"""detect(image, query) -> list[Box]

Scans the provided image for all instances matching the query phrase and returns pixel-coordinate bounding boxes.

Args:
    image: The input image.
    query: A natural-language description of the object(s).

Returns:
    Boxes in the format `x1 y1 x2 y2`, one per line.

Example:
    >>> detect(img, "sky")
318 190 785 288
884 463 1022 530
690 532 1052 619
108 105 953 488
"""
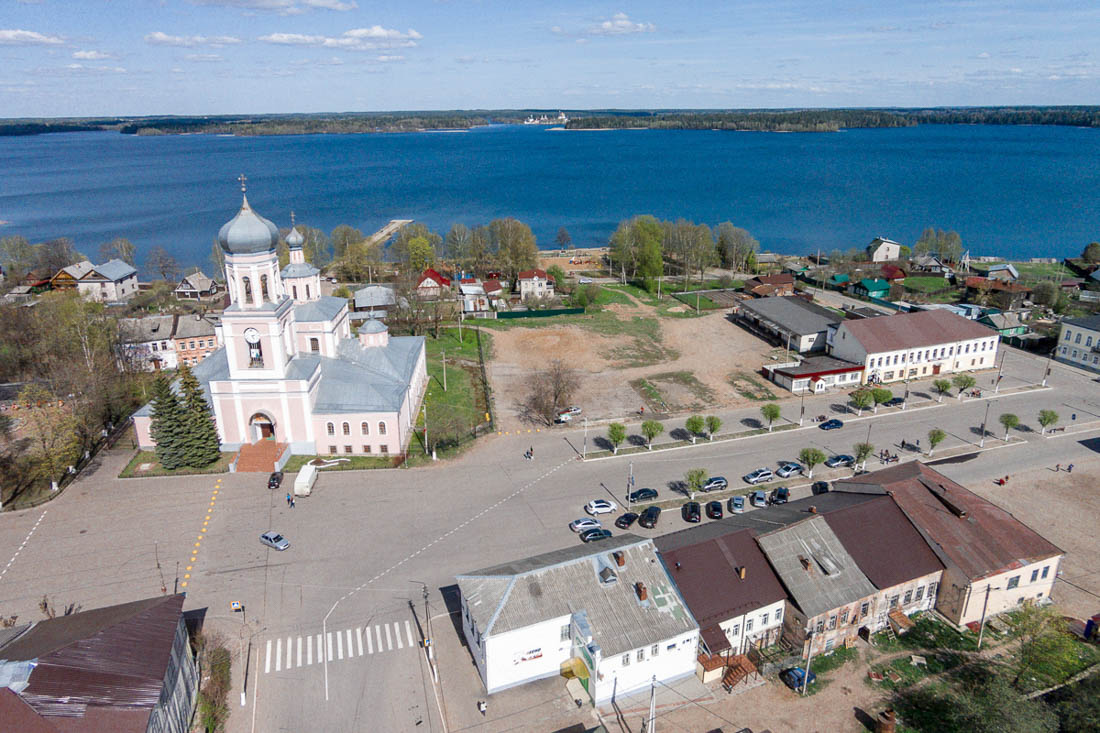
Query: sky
1 0 1098 117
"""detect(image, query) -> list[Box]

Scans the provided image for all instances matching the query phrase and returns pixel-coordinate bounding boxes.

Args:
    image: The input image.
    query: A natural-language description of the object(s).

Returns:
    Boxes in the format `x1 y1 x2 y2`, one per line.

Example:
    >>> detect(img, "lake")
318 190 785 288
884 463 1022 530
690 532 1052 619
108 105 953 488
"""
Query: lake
1 124 1097 272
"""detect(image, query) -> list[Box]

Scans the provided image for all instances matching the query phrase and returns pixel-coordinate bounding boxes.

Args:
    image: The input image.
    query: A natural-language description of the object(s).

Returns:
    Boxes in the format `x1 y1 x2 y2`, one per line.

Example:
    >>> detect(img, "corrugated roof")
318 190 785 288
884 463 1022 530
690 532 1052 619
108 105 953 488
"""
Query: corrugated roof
457 535 697 657
0 594 185 726
0 688 57 733
839 309 997 354
59 261 94 280
118 315 175 343
773 355 863 377
176 272 214 292
738 296 841 337
313 335 424 413
353 285 397 310
823 496 944 589
832 462 1062 582
172 315 216 339
755 516 878 618
88 259 137 282
656 527 786 638
294 296 347 322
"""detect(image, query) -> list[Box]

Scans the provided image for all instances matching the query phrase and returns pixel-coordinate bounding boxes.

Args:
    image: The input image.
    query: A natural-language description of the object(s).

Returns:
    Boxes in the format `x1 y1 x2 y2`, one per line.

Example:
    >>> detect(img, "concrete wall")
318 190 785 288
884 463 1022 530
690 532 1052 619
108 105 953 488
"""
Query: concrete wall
831 326 1000 385
484 617 574 694
1056 322 1100 373
941 556 1062 627
591 629 698 705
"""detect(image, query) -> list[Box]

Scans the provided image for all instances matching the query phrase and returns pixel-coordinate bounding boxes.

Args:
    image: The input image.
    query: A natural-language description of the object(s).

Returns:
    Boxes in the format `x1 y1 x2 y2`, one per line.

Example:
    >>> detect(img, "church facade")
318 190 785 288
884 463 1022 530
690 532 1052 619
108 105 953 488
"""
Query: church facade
134 189 427 458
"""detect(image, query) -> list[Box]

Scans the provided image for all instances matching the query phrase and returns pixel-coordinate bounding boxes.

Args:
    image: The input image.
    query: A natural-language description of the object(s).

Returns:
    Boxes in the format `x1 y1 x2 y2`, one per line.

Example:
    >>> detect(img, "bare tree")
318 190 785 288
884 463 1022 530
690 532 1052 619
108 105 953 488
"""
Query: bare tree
146 246 180 282
524 359 579 424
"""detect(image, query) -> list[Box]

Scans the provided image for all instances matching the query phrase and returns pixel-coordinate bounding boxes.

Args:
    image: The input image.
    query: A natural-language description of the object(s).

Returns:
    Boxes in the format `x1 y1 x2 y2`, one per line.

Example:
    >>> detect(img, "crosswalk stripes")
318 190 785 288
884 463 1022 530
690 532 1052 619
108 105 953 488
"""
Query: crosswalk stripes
264 620 417 674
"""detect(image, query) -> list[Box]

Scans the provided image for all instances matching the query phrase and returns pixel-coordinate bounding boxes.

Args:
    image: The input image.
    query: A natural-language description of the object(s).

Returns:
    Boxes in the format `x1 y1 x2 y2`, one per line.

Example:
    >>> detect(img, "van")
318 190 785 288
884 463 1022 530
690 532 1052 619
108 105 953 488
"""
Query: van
294 463 317 496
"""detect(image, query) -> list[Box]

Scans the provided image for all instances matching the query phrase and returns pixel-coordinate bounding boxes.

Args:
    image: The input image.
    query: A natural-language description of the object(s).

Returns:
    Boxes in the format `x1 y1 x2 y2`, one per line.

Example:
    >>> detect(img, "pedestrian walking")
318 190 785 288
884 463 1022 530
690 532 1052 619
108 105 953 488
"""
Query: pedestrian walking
529 446 534 460
290 497 295 508
1068 464 1074 473
286 492 292 506
477 701 486 716
1055 463 1061 472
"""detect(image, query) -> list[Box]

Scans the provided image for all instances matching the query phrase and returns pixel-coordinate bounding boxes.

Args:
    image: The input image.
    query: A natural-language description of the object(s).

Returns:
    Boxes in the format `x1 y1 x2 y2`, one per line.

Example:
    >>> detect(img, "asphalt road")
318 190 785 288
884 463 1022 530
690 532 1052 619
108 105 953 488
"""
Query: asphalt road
0 346 1097 733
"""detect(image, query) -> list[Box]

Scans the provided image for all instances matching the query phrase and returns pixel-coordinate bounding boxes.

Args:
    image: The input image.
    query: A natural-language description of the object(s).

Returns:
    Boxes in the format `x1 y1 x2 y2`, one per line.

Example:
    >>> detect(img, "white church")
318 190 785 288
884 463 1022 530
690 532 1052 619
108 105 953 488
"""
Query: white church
134 183 427 465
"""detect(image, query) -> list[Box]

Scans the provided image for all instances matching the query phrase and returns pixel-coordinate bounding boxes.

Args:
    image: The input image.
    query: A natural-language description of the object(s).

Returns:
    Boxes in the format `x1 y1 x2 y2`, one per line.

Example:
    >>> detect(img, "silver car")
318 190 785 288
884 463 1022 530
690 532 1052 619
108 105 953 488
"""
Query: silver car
776 462 804 478
743 468 775 485
260 531 290 551
570 518 602 533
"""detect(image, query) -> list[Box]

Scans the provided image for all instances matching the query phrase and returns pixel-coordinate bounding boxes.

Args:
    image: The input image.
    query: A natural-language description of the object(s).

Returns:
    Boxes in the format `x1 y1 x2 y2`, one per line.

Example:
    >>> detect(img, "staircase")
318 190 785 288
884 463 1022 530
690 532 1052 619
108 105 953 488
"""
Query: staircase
235 441 285 473
721 655 757 693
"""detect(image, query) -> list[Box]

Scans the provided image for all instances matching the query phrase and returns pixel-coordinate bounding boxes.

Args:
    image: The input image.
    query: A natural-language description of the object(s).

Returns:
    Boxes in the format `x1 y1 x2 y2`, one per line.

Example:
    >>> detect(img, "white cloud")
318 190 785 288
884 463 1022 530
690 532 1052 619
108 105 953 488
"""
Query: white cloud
259 26 421 51
589 12 655 36
375 54 403 62
0 29 64 45
73 50 114 60
145 31 242 47
62 63 127 73
186 53 224 62
191 0 357 13
977 51 991 59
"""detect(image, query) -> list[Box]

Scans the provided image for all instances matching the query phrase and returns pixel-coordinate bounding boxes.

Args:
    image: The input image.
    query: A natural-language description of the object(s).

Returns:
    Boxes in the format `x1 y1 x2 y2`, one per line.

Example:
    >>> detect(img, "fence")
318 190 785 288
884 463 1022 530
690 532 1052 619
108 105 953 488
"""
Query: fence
496 307 585 319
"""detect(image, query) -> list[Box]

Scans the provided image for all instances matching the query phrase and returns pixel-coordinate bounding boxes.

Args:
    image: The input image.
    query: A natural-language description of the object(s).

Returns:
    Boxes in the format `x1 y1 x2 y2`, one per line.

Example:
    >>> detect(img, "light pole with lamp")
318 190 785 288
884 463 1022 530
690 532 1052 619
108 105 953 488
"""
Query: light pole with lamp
979 401 991 448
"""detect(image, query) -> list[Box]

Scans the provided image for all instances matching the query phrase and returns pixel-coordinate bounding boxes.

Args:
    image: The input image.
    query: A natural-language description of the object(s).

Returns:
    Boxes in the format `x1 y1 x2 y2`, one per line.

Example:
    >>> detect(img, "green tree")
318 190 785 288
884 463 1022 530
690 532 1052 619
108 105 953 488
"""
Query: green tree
177 364 221 468
406 236 436 274
1031 281 1057 307
98 237 137 266
607 422 627 454
333 239 384 283
1037 409 1059 435
17 383 81 490
685 415 705 444
760 403 781 432
933 379 952 403
1011 603 1081 689
640 419 664 449
798 447 827 478
391 222 441 266
0 234 36 281
444 223 472 267
685 467 707 500
1054 674 1100 731
851 389 874 416
489 218 538 284
952 373 976 399
870 387 893 413
330 225 363 260
915 227 964 263
999 412 1019 440
546 265 567 293
854 442 874 471
927 428 946 456
1082 241 1100 264
714 222 759 272
704 415 722 440
148 375 185 470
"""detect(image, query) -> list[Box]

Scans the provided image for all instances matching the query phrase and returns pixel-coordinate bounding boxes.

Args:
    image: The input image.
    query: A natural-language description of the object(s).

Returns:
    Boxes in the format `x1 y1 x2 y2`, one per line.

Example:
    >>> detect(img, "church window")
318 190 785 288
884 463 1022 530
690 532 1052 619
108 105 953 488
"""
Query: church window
261 274 270 301
378 422 387 435
310 338 320 353
242 276 252 301
248 340 264 368
342 422 350 435
306 284 311 299
293 286 298 299
361 422 369 435
327 423 335 435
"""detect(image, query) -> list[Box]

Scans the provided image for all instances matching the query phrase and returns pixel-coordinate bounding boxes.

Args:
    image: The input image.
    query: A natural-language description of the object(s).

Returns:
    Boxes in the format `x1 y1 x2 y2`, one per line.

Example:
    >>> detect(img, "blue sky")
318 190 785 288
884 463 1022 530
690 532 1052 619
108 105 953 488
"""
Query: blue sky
1 0 1097 116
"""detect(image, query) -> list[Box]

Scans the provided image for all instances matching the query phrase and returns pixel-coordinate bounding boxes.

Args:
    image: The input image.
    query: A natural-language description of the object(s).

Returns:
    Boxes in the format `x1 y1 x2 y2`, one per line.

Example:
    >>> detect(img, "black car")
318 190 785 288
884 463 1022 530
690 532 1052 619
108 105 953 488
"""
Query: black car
628 488 659 503
682 501 702 523
811 481 830 495
615 512 639 529
705 500 723 519
579 528 613 543
638 506 662 529
820 419 844 431
267 471 283 489
772 486 790 504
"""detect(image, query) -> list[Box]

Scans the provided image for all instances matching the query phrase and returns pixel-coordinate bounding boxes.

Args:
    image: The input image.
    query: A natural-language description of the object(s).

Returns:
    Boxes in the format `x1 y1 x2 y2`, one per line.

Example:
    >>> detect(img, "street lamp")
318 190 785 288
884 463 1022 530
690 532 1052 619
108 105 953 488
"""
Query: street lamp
979 401 991 448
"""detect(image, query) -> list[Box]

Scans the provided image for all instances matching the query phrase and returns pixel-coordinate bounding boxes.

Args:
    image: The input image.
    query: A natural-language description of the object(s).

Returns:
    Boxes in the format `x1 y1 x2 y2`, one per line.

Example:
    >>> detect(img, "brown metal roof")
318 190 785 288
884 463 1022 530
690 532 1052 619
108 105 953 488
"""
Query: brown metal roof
1 594 186 722
0 688 58 733
832 463 1062 582
824 495 944 589
839 309 997 354
657 527 787 634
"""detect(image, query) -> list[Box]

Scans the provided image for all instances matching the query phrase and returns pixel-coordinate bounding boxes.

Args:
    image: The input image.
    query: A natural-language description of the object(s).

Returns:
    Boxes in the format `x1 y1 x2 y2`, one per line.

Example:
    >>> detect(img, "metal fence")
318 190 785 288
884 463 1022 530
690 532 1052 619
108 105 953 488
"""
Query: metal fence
496 307 585 319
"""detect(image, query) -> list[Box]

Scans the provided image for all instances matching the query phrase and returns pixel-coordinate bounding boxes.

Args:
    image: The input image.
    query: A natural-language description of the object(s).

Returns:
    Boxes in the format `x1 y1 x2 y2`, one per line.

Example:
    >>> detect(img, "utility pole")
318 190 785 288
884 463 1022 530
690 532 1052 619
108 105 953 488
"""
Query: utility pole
1042 351 1053 387
802 633 816 696
799 389 805 426
442 349 447 392
979 401 991 448
785 331 791 361
627 461 634 504
583 417 589 460
422 403 429 455
644 675 657 733
993 351 1005 394
903 378 910 410
976 584 996 650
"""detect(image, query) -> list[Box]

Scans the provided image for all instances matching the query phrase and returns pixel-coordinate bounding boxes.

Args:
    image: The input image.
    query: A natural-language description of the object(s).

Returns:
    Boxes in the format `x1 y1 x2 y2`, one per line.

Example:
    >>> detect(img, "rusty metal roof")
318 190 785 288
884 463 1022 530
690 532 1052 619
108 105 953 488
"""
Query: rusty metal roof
0 594 186 727
839 309 997 354
833 463 1062 582
657 527 787 639
824 495 944 589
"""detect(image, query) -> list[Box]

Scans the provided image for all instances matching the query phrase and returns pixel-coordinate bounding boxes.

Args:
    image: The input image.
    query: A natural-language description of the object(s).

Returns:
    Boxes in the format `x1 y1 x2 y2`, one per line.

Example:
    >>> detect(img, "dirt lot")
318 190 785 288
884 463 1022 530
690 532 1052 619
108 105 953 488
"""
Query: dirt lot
486 289 775 430
538 247 608 274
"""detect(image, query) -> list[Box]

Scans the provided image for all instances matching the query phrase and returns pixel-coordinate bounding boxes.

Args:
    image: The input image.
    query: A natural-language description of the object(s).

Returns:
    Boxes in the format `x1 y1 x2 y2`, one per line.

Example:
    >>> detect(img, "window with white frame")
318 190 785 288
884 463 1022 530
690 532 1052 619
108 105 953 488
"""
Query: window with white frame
622 654 630 667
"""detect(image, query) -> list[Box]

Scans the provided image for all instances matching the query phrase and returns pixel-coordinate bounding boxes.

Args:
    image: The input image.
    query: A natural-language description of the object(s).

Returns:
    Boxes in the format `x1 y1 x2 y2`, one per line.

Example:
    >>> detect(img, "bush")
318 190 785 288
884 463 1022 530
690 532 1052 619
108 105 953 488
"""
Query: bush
197 636 232 733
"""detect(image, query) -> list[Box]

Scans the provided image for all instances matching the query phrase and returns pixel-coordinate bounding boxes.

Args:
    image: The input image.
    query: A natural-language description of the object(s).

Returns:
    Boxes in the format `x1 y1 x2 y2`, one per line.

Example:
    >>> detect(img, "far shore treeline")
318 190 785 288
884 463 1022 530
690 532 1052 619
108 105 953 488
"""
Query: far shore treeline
3 106 1100 137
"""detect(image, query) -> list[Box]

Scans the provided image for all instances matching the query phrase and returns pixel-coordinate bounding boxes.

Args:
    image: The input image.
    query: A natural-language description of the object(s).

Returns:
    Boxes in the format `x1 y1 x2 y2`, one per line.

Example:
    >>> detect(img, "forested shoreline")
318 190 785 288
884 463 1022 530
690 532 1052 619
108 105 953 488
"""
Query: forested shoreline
3 106 1099 137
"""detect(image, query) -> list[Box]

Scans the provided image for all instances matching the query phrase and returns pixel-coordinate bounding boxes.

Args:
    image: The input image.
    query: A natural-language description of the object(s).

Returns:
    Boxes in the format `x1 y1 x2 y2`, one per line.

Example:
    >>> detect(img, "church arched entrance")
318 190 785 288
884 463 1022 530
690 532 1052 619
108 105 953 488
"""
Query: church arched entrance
249 413 275 442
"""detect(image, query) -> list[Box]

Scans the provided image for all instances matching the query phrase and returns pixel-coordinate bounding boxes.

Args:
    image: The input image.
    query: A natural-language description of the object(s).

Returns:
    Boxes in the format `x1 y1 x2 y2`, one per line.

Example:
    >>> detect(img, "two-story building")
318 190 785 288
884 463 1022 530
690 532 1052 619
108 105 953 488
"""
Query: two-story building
119 315 179 371
828 309 999 385
173 314 220 367
1055 314 1100 373
456 535 698 705
516 269 555 300
174 271 219 300
866 237 902 263
657 525 788 657
51 259 139 302
416 268 451 299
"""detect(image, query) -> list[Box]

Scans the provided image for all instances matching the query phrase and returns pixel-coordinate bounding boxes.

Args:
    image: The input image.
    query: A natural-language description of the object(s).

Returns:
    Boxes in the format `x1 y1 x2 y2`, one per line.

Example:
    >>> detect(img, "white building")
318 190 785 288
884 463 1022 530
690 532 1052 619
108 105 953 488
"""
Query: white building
1055 314 1100 373
828 309 999 385
119 315 178 371
456 536 698 705
866 237 902 263
516 269 555 300
657 526 788 657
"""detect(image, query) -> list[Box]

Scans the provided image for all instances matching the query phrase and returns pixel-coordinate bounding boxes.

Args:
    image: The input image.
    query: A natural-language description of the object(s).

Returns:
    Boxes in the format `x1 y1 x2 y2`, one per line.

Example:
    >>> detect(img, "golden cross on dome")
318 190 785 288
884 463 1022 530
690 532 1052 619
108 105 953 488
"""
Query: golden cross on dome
238 173 247 192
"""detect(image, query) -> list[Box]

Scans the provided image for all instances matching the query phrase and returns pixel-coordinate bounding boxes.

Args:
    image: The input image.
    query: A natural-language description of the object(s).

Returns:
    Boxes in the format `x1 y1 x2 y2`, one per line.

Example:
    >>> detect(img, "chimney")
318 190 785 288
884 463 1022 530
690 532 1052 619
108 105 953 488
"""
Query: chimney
799 556 813 574
635 582 648 601
674 562 682 571
808 505 818 514
876 709 897 733
613 551 625 567
738 566 746 580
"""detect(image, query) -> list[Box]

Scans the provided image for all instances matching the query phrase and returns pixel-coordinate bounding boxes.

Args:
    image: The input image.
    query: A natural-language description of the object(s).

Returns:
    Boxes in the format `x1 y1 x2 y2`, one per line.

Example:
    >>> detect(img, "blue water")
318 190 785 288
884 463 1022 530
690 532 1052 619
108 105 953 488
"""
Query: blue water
1 124 1098 272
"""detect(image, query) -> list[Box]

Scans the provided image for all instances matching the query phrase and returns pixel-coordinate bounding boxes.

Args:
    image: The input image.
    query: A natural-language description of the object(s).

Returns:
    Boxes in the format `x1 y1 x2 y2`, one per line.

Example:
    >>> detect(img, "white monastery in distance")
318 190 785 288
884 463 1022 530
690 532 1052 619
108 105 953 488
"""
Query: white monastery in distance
135 181 427 459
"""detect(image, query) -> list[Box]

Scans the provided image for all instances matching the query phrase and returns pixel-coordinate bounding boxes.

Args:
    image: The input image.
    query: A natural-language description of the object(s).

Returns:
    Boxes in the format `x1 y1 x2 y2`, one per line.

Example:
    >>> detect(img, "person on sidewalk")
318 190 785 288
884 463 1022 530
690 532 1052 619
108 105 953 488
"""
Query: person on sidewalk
1067 464 1074 473
285 492 292 506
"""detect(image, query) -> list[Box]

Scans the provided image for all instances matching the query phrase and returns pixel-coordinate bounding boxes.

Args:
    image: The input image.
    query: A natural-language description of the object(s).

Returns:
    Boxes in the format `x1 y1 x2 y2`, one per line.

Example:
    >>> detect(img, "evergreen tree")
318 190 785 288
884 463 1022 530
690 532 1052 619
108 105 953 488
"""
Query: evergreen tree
177 364 221 467
149 374 185 470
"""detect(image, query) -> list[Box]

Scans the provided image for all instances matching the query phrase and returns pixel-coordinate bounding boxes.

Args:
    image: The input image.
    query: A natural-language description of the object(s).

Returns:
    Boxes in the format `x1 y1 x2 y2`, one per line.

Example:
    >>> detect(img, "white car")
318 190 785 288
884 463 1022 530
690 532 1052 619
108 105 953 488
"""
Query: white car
561 406 582 416
585 499 618 515
570 518 602 533
743 468 775 485
776 462 804 478
578 277 593 284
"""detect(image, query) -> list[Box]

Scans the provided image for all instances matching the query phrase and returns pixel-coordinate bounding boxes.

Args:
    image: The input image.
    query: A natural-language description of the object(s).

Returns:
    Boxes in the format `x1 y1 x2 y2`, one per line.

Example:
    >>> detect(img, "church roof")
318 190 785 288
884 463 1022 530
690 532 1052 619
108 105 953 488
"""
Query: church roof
281 262 320 279
217 194 279 255
314 336 424 413
285 226 304 248
294 296 346 322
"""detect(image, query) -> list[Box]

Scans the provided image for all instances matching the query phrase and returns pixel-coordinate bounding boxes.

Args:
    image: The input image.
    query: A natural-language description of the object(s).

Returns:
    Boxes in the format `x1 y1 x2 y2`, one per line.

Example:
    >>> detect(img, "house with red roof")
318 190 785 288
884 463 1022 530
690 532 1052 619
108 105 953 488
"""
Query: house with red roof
515 269 555 299
416 268 452 298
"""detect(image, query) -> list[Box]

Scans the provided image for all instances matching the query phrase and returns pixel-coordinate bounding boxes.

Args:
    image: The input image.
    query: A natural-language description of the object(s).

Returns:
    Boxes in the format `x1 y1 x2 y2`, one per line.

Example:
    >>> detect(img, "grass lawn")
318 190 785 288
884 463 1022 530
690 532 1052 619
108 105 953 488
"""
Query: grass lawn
593 286 634 306
630 377 671 413
869 651 967 691
903 276 954 293
119 450 233 478
420 327 492 450
425 325 489 362
872 613 979 653
282 455 395 472
801 645 859 696
603 282 661 306
728 370 778 401
973 261 1070 283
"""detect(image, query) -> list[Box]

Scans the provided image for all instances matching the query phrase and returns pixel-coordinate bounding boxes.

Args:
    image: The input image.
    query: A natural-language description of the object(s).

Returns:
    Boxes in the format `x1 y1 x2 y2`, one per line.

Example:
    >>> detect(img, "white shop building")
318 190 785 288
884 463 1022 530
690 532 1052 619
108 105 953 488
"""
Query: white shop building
456 535 699 705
